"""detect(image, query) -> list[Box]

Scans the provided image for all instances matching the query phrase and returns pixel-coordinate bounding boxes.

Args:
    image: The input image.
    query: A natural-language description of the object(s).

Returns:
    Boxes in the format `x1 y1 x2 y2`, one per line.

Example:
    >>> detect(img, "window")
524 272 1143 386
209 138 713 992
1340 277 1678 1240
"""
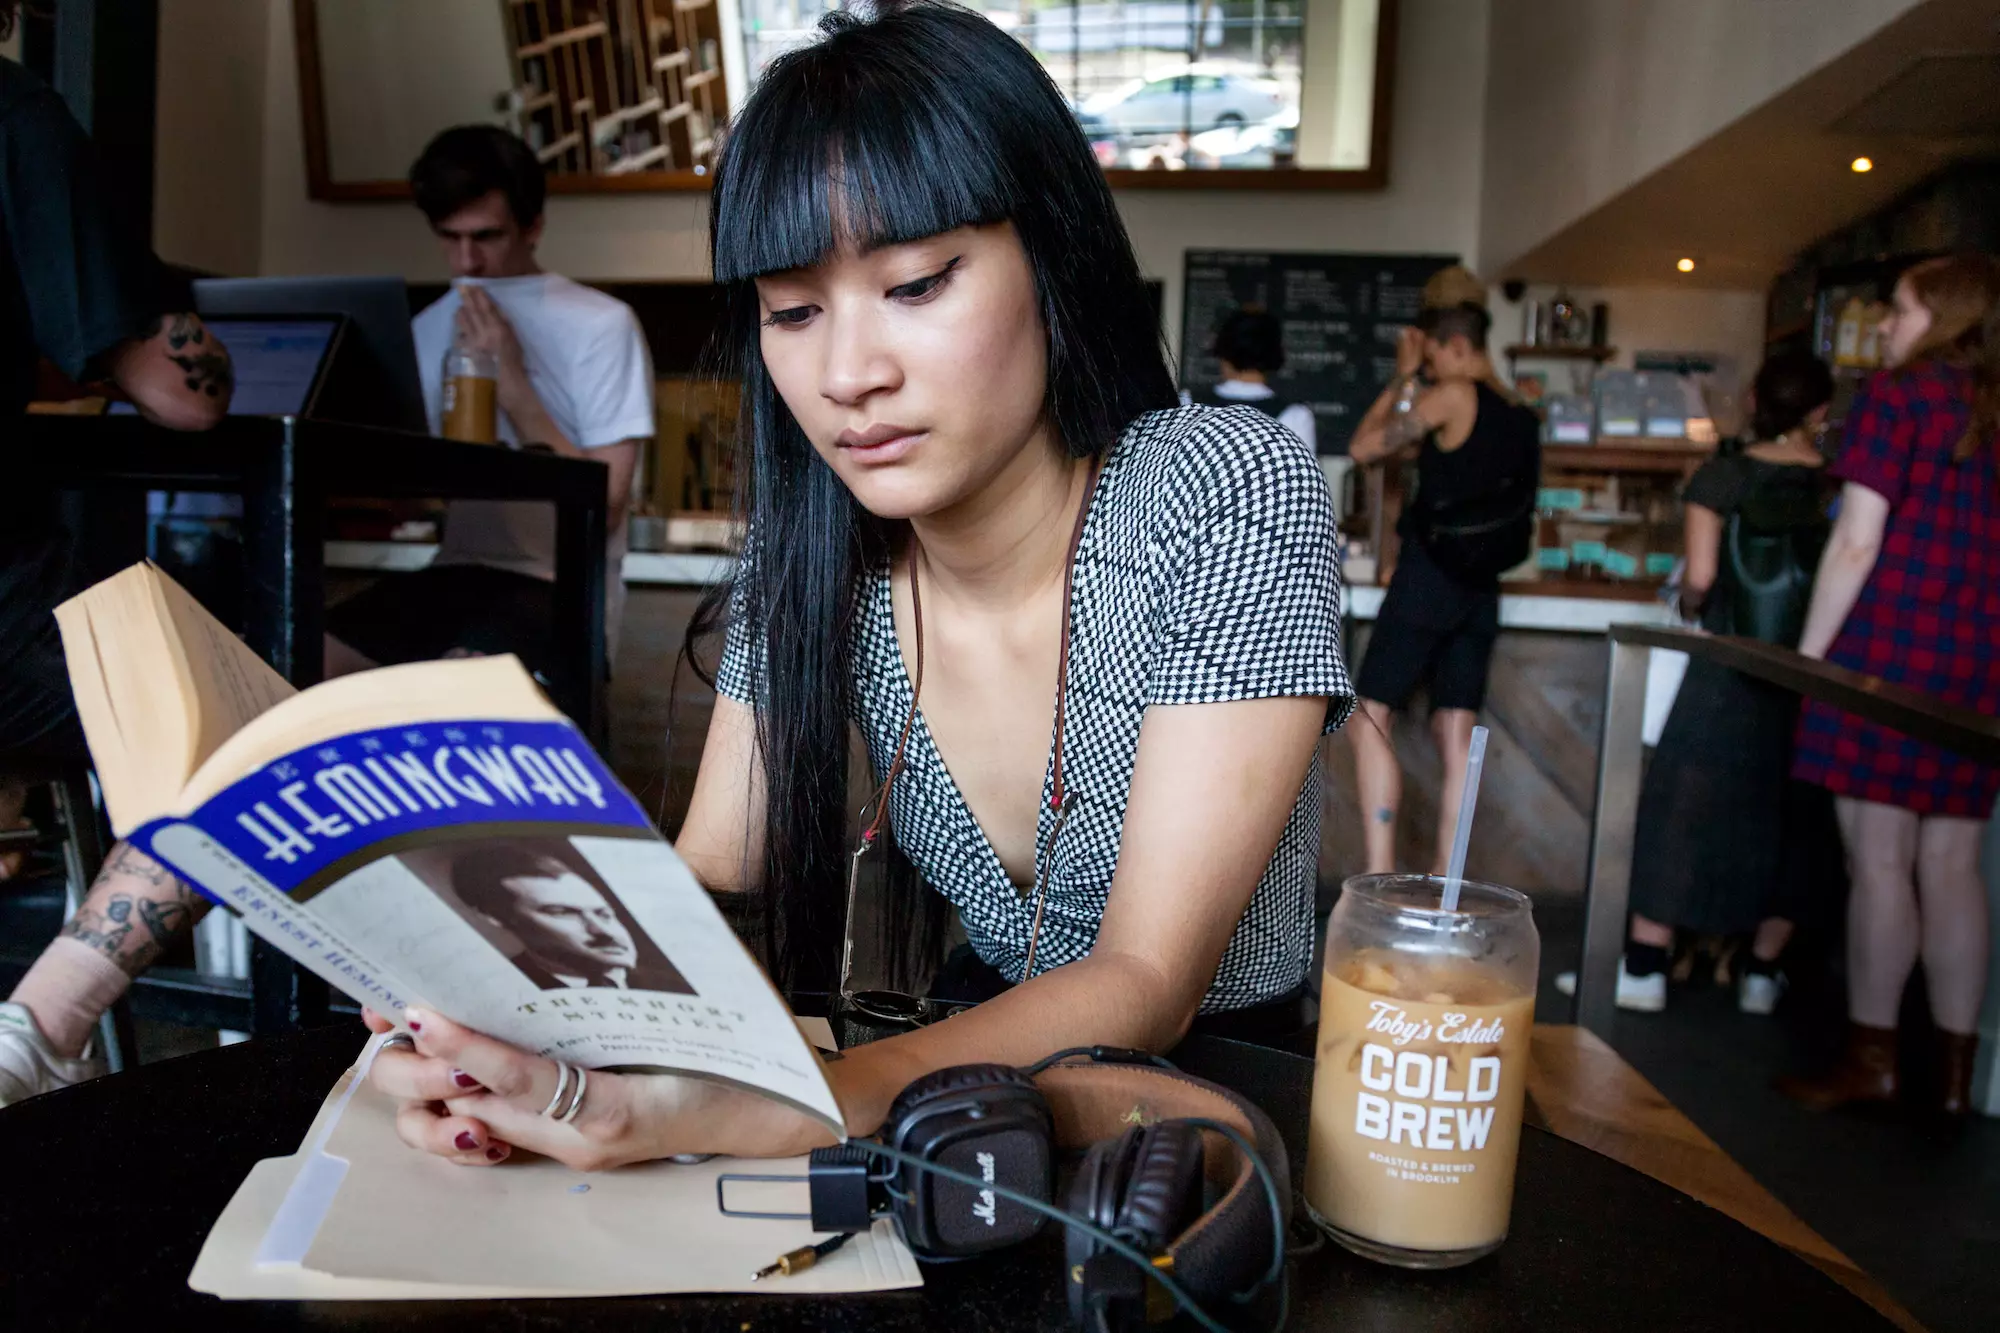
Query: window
733 0 1314 172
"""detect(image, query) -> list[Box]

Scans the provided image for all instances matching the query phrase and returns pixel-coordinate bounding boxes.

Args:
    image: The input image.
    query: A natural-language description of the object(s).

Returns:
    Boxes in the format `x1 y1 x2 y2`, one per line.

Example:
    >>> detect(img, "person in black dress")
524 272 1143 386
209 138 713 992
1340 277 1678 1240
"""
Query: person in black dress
1348 300 1540 874
1615 351 1841 1014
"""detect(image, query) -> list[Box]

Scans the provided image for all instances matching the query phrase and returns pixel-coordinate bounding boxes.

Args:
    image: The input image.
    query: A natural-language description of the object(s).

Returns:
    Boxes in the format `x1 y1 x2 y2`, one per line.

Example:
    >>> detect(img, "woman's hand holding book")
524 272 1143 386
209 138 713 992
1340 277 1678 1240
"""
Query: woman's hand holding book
361 1007 839 1170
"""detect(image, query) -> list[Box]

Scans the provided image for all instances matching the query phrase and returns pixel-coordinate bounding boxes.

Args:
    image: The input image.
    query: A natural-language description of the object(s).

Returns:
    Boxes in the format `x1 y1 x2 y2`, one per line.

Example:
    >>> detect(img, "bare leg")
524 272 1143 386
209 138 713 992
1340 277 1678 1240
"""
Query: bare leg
1350 699 1400 874
1835 797 1921 1029
1914 816 1988 1035
1751 917 1794 964
323 632 379 679
6 843 207 1057
1629 914 1674 949
1428 707 1476 874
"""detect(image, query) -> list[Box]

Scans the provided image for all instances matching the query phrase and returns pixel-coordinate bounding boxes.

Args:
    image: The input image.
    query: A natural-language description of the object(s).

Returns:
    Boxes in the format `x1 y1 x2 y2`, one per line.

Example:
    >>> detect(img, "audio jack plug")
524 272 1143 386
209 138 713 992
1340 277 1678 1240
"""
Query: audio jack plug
752 1231 856 1281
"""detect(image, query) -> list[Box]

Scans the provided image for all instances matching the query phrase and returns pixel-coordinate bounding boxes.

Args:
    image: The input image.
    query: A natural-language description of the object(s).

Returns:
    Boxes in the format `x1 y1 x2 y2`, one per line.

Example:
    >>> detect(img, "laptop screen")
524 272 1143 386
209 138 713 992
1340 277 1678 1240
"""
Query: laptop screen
110 316 340 417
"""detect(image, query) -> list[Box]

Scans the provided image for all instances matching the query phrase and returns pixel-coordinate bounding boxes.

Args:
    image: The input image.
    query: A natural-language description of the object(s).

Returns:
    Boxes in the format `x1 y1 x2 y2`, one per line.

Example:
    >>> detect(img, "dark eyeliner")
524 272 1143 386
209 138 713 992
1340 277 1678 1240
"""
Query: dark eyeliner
891 256 962 302
762 306 813 329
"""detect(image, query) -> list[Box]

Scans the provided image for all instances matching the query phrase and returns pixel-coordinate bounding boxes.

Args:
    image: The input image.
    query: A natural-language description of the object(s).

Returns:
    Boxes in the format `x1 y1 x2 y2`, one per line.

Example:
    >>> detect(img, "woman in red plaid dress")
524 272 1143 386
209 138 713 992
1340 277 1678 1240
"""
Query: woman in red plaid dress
1782 256 2000 1117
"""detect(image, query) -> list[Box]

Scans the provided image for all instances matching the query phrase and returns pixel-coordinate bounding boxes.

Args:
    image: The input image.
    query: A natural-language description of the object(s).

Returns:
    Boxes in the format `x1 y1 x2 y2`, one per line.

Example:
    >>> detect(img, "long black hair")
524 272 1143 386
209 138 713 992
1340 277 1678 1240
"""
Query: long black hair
686 2 1177 992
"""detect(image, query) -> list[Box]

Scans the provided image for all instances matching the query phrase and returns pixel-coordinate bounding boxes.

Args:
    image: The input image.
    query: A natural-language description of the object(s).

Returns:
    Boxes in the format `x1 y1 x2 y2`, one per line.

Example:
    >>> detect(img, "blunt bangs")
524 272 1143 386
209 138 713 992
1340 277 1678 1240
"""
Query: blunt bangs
712 10 1063 283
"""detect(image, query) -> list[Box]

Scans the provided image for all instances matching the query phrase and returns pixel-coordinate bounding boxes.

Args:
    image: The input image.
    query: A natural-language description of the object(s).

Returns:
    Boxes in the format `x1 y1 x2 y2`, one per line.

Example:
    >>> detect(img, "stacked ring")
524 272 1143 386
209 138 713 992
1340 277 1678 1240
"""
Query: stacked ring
540 1061 576 1118
540 1061 590 1122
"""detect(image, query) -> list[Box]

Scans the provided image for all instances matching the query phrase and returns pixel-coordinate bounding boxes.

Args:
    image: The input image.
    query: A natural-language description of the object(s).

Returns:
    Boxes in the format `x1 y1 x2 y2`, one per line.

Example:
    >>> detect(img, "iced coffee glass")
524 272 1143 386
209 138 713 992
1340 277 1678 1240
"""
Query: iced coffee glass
1304 874 1538 1269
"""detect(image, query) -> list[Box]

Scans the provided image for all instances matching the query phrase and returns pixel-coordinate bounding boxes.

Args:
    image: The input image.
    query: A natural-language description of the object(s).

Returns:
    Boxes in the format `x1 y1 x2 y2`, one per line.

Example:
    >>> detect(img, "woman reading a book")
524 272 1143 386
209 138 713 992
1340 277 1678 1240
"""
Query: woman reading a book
367 2 1353 1169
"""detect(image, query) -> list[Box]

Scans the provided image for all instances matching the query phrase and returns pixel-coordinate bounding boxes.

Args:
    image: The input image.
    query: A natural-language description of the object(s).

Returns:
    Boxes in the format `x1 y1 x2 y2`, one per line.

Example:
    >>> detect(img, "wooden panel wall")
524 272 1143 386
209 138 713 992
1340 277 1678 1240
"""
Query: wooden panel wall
1319 624 1606 900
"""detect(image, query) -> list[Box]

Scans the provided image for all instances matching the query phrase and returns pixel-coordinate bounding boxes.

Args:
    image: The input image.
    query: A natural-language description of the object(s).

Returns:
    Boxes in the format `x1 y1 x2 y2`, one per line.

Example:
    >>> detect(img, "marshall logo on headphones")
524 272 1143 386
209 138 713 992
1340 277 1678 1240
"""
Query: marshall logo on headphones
973 1151 998 1226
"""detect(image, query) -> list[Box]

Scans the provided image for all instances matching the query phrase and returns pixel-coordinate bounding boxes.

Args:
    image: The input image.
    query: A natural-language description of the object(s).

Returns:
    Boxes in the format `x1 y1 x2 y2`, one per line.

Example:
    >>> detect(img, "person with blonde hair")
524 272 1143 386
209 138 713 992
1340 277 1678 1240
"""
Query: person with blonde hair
1780 254 2000 1117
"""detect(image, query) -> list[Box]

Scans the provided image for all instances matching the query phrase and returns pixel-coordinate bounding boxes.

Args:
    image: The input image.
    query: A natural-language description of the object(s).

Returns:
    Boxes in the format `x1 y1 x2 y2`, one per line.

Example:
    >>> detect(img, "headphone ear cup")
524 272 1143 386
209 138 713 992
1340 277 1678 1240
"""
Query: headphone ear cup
1065 1124 1207 1332
885 1062 1036 1130
1064 1129 1141 1330
1113 1121 1205 1251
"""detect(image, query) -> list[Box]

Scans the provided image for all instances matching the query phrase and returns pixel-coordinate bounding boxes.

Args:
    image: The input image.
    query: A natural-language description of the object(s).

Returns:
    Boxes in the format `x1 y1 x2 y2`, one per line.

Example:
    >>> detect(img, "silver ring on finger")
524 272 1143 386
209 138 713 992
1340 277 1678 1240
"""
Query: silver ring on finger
539 1061 576 1119
557 1067 589 1124
380 1032 416 1053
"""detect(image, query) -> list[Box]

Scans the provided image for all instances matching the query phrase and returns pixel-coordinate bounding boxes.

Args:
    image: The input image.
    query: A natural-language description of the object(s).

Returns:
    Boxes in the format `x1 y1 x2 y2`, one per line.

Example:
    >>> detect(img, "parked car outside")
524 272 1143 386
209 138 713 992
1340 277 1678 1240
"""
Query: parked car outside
1186 115 1297 169
1082 69 1286 137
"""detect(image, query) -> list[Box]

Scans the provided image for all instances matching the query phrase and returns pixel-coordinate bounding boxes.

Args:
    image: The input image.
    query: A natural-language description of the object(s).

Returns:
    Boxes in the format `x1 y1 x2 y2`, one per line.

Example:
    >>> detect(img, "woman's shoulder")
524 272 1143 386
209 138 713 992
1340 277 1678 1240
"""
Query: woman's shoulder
1110 405 1326 516
1863 358 1973 405
1683 451 1758 512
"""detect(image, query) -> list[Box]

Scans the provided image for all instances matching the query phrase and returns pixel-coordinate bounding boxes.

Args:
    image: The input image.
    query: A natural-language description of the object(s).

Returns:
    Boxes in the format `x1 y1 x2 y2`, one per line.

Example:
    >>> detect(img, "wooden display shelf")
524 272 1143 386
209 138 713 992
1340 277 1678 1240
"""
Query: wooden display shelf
1514 576 1667 601
1506 344 1617 362
1545 439 1709 473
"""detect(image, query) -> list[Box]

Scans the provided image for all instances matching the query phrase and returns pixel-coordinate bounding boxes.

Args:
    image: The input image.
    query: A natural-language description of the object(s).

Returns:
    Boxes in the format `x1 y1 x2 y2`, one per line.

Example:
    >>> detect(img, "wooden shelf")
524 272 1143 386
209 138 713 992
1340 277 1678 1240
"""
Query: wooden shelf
1512 577 1666 601
1507 344 1617 362
1545 440 1709 473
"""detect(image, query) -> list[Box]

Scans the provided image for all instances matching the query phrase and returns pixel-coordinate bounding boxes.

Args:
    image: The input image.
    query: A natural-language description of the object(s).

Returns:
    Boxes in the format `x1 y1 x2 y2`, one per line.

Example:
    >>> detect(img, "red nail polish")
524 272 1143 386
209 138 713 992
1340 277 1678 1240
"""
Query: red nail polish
451 1069 481 1089
455 1131 479 1151
486 1145 508 1161
407 1019 423 1032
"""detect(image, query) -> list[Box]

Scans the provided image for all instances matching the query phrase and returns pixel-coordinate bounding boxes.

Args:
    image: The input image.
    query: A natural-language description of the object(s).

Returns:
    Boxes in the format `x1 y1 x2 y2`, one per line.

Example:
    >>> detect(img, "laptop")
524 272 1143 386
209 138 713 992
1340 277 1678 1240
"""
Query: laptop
193 276 428 433
110 315 345 420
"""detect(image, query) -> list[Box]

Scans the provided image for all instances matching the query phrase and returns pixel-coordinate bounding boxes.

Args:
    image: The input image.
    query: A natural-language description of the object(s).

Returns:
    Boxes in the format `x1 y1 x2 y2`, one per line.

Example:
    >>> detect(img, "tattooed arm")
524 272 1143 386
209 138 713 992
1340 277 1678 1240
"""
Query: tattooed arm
60 843 208 977
104 312 234 431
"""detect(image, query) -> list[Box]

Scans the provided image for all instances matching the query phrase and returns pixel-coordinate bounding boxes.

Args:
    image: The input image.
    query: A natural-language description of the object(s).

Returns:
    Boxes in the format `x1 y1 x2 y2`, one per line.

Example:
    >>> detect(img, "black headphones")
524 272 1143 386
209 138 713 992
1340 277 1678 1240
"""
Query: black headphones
725 1047 1290 1332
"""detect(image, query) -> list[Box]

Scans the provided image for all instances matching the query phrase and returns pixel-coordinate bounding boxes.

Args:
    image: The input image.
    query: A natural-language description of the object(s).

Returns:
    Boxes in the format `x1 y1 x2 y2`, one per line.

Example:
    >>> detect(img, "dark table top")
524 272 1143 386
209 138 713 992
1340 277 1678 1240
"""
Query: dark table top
19 414 610 504
0 1023 1894 1332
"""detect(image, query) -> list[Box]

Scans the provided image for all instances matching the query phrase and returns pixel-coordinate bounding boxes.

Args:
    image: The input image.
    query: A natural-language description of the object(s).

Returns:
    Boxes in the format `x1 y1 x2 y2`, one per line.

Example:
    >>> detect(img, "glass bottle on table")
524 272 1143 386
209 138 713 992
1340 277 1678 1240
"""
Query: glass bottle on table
440 326 499 444
1304 873 1539 1269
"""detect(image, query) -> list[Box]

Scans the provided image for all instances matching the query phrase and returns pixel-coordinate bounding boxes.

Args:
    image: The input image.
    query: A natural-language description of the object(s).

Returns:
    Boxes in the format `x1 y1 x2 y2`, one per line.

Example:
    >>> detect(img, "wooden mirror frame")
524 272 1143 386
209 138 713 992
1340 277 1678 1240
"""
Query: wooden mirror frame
295 0 1398 200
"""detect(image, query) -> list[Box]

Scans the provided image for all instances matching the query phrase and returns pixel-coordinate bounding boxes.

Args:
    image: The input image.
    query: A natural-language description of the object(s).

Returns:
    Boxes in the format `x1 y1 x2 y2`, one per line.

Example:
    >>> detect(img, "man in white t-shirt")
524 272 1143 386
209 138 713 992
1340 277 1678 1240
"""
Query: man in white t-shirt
325 126 652 684
1181 308 1316 453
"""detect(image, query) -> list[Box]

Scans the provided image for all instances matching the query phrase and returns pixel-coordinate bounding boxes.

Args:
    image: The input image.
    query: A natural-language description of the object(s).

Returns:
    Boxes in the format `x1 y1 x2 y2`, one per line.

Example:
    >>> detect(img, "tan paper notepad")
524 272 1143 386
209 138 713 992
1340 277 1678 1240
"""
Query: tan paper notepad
190 1027 918 1301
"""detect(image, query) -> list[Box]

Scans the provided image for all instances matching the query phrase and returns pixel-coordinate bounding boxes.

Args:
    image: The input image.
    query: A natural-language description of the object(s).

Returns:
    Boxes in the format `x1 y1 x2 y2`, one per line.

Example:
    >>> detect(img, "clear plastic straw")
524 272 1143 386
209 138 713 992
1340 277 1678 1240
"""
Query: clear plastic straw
1440 725 1489 911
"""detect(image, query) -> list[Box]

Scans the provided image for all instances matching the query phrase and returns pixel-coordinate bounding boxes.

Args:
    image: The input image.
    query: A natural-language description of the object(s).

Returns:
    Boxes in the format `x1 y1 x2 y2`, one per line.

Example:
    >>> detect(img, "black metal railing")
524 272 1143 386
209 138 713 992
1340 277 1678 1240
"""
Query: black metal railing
1577 625 2000 1036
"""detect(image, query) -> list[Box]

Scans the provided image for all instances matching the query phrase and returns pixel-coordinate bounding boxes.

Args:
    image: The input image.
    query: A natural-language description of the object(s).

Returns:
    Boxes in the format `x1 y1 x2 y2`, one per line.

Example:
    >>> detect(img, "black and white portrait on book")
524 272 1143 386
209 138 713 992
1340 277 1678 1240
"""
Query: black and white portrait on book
399 836 694 995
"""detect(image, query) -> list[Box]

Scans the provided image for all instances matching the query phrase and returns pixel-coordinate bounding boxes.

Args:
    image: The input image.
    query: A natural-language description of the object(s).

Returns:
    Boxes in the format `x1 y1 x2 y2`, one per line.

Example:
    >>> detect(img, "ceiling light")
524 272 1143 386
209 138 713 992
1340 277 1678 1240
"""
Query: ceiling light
1676 257 1696 273
1851 156 1874 173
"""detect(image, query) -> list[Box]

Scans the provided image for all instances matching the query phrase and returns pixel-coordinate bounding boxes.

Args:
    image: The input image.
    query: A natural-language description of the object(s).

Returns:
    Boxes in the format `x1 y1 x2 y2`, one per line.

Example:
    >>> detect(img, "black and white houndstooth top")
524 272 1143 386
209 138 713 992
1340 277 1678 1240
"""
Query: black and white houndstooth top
718 406 1354 1011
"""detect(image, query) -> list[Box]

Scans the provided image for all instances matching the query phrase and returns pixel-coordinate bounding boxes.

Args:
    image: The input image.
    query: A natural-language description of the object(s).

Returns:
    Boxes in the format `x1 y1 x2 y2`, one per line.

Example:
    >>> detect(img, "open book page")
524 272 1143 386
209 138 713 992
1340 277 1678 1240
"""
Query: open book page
150 565 297 768
49 601 141 827
176 655 561 813
54 563 197 832
133 703 842 1136
55 562 303 834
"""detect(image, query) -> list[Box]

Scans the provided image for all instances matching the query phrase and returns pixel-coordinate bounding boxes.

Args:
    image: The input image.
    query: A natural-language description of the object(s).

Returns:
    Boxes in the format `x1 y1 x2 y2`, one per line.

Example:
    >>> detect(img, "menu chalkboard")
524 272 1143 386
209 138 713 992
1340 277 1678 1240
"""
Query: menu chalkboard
1181 251 1458 455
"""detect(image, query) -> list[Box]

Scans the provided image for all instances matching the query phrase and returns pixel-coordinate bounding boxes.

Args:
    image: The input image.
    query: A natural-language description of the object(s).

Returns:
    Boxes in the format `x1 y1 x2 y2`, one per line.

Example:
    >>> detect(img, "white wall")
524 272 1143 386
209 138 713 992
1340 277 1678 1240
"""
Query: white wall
1479 0 1922 276
155 0 270 277
1490 284 1769 378
315 0 511 183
